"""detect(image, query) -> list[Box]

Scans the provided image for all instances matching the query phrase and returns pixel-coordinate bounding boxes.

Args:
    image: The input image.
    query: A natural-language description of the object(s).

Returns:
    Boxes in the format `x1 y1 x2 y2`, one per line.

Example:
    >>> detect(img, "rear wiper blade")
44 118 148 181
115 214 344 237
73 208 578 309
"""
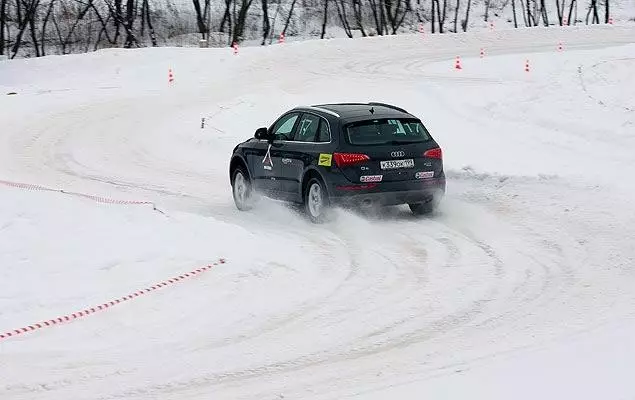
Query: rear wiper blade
388 140 424 145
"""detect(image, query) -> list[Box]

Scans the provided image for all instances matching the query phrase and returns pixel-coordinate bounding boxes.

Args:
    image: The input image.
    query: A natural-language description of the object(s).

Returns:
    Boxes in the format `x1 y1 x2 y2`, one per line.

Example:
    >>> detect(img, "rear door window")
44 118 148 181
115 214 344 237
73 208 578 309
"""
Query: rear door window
293 113 320 142
345 118 431 145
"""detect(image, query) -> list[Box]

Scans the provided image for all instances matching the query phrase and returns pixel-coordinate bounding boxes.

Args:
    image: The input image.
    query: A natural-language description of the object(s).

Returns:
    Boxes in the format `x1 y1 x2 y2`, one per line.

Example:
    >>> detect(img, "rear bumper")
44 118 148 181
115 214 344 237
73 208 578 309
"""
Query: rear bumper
330 178 446 207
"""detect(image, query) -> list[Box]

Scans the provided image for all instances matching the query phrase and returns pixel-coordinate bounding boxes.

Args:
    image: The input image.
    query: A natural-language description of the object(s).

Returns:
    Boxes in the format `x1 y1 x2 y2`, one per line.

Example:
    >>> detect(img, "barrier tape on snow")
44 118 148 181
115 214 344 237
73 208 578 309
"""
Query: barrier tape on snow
0 179 161 211
0 258 226 342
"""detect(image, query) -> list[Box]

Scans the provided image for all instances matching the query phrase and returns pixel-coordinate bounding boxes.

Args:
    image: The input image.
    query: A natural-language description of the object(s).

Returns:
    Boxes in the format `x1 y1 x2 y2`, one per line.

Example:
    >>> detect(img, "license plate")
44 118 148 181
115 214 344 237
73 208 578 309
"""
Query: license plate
380 159 415 170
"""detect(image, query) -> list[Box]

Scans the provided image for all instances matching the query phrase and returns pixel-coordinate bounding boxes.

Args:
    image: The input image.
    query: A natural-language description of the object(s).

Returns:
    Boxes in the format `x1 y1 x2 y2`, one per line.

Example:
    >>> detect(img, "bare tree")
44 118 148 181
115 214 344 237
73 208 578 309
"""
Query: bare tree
260 0 269 44
1 0 8 55
232 0 254 44
281 0 297 36
352 0 367 36
335 0 353 37
586 0 599 24
191 0 209 39
384 0 408 34
462 0 472 31
320 0 328 38
453 0 460 32
368 0 386 35
11 0 41 58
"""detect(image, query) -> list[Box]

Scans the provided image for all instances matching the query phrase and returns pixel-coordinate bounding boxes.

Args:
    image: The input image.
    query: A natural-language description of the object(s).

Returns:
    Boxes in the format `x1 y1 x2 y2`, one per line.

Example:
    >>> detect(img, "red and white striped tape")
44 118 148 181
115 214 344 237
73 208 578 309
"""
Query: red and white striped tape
0 258 226 341
0 179 158 208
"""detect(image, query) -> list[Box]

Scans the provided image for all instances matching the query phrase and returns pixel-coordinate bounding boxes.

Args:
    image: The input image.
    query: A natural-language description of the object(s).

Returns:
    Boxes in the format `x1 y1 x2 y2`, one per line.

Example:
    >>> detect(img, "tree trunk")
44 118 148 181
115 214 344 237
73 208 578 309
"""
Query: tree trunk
462 0 471 31
282 0 297 36
260 0 269 45
511 0 518 27
40 0 54 55
335 0 353 37
352 0 366 36
0 0 7 55
453 0 460 32
566 0 575 25
539 0 548 26
192 0 207 38
124 0 137 47
219 0 231 32
11 0 39 58
431 0 436 32
320 0 328 38
604 0 609 23
28 2 40 57
436 0 443 33
368 0 383 35
114 0 122 44
144 0 157 46
232 0 253 44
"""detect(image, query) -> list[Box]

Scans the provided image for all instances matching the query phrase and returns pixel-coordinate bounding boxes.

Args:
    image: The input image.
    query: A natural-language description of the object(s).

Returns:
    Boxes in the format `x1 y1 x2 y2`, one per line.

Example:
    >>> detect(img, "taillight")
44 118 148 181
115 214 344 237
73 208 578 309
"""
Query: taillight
333 152 370 168
423 148 442 159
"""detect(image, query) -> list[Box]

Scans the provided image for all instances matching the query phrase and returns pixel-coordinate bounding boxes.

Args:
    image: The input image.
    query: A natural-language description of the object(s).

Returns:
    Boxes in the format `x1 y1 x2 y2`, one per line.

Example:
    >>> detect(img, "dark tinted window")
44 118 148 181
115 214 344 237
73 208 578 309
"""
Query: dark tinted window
316 120 331 142
345 118 431 146
293 113 320 142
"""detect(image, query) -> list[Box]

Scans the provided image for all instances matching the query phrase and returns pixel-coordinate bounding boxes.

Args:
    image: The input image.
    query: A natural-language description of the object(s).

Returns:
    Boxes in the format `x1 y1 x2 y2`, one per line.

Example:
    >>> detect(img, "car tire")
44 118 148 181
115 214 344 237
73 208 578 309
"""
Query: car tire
231 165 254 211
304 177 330 223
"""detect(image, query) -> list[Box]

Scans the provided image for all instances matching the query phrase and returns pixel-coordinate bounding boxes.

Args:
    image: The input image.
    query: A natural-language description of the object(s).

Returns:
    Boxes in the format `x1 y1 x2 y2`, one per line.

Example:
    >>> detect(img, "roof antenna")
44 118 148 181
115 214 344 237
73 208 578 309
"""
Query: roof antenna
369 106 375 114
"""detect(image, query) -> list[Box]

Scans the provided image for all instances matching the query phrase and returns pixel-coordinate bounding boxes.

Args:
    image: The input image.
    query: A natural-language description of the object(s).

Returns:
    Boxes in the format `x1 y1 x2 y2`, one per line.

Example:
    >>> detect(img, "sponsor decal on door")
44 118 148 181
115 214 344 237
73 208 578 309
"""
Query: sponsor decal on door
318 153 332 167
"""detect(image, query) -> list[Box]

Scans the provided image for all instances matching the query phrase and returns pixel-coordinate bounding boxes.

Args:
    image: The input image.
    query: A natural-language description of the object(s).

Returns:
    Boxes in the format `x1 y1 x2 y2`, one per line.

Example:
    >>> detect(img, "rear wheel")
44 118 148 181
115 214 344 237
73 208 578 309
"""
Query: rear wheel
231 165 253 211
304 177 330 223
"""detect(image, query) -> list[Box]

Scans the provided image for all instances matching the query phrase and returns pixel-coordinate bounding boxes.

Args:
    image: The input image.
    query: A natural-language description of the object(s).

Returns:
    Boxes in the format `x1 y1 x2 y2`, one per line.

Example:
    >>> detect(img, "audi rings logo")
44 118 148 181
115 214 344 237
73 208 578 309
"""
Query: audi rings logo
391 151 405 158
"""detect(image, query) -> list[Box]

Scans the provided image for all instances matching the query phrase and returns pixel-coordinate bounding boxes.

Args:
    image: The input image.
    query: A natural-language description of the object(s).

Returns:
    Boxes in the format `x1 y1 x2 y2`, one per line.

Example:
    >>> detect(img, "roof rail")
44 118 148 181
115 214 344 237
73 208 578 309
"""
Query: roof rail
302 106 340 117
367 102 408 114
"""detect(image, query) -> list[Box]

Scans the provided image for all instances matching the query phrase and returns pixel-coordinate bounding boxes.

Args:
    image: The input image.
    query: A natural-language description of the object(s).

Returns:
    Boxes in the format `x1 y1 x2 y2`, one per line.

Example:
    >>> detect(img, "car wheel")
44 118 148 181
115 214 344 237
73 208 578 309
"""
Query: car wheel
304 177 329 223
231 165 253 211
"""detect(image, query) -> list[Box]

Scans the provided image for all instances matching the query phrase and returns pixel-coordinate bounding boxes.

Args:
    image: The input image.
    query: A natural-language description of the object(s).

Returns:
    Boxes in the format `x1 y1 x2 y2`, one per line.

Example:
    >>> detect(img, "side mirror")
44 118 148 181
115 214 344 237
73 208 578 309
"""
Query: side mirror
254 127 271 141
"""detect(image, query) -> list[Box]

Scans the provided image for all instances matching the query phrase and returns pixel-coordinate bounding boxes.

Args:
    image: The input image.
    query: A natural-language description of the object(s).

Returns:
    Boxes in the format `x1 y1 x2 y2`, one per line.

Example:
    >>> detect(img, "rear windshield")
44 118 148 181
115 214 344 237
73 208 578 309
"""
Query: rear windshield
345 118 432 146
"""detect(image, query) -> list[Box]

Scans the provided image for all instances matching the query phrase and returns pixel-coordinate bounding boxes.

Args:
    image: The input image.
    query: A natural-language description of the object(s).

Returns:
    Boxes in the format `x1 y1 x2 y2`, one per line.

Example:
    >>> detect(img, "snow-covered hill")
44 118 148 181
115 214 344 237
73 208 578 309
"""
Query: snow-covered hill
1 24 635 399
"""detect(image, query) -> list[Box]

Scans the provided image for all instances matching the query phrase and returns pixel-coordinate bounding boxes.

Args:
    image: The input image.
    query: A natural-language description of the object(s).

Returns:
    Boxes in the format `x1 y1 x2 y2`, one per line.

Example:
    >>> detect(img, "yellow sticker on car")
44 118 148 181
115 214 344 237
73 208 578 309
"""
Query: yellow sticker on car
318 153 332 167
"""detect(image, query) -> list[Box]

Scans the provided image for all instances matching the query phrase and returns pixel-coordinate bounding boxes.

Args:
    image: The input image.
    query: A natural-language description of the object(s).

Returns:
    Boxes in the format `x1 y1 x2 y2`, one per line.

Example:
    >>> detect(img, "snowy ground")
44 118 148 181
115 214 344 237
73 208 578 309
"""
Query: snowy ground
1 25 635 399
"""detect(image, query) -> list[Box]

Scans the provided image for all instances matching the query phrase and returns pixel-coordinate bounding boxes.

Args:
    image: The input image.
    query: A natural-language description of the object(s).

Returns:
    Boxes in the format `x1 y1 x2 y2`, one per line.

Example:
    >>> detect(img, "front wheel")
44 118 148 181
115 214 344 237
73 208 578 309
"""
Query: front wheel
304 178 330 223
231 166 254 211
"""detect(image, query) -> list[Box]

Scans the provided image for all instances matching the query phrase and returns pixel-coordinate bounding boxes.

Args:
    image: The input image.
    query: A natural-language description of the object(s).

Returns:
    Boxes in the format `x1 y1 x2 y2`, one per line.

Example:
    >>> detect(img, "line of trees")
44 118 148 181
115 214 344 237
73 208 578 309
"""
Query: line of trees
0 0 616 58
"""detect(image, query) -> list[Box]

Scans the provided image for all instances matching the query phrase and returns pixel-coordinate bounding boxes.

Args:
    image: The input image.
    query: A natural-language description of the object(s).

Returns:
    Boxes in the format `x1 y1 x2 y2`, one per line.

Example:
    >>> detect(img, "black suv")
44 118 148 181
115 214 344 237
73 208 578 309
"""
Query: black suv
229 102 445 222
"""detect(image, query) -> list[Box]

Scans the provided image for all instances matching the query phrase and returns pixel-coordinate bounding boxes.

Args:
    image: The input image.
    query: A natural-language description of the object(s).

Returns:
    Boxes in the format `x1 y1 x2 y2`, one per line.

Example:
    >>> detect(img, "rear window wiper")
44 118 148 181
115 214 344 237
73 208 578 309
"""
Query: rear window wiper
388 139 426 145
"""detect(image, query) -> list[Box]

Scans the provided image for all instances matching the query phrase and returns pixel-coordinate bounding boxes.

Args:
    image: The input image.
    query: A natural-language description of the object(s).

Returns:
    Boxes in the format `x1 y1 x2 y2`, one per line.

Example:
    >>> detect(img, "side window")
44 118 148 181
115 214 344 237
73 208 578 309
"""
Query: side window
316 119 331 142
293 113 320 142
271 112 300 140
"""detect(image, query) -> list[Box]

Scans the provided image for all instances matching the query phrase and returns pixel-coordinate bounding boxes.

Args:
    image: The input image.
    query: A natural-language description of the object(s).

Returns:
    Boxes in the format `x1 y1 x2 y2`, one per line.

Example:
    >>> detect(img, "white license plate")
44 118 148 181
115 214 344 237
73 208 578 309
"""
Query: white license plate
380 159 415 170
